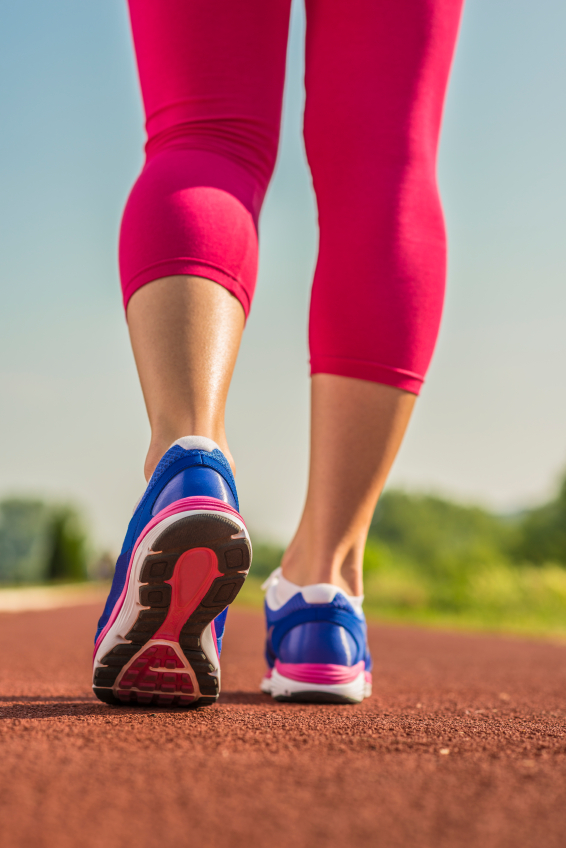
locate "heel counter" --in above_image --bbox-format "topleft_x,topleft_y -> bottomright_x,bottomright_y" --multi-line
152,464 -> 237,516
278,621 -> 361,667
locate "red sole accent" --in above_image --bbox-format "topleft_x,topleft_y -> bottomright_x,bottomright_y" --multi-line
113,548 -> 222,703
116,644 -> 196,706
153,548 -> 222,642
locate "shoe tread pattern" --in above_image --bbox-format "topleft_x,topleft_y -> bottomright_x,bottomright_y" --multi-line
93,513 -> 250,707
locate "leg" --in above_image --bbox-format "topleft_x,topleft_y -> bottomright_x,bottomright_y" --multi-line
127,275 -> 245,480
282,376 -> 415,595
282,0 -> 464,593
93,0 -> 292,707
121,0 -> 292,476
263,375 -> 414,702
263,0 -> 462,704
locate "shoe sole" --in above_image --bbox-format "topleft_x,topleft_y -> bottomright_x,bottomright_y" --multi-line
261,668 -> 371,704
93,506 -> 251,707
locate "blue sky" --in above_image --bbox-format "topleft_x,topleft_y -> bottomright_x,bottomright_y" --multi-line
0,0 -> 565,551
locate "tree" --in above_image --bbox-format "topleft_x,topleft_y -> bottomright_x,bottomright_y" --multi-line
0,498 -> 88,584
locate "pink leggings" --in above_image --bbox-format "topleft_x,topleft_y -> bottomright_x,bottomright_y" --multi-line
121,0 -> 463,394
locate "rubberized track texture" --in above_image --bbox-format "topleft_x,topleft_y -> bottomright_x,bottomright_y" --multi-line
93,511 -> 250,707
2,604 -> 566,848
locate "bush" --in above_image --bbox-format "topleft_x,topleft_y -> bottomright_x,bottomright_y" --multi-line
249,542 -> 284,582
510,477 -> 566,565
362,537 -> 566,633
369,490 -> 517,574
362,482 -> 566,632
45,507 -> 89,582
0,498 -> 88,584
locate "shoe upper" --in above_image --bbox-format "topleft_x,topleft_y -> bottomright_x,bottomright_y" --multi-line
95,437 -> 238,648
263,569 -> 372,671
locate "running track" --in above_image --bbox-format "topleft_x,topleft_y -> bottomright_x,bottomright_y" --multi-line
1,603 -> 565,847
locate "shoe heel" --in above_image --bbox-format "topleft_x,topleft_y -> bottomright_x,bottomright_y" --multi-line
93,507 -> 251,706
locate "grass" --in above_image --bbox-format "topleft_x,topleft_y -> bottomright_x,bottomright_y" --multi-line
361,540 -> 566,637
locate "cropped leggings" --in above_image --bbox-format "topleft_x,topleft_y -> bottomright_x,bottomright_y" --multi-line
121,0 -> 464,394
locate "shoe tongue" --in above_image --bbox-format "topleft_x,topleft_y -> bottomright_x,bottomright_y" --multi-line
171,436 -> 221,453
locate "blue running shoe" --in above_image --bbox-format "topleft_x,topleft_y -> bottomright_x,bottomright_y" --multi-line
260,568 -> 372,704
92,436 -> 251,707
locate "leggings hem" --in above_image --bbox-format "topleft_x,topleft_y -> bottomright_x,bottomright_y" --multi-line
122,259 -> 251,316
310,355 -> 423,395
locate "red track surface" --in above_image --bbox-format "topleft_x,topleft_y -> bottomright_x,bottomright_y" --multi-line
1,603 -> 566,847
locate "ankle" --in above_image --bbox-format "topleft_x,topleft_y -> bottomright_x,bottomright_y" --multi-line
144,430 -> 235,482
280,533 -> 364,596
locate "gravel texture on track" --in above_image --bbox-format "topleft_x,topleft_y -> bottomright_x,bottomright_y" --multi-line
1,603 -> 565,847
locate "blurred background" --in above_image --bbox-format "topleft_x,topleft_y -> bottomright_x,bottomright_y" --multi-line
0,0 -> 565,631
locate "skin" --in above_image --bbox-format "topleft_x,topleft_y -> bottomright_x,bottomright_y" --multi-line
127,275 -> 245,481
127,275 -> 415,595
281,375 -> 415,596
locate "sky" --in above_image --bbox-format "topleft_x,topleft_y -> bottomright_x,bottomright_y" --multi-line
0,0 -> 565,552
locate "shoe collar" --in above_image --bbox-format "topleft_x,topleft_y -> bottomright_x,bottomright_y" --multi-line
262,567 -> 364,616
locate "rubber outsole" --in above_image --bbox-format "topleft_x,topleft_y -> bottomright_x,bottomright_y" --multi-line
272,692 -> 360,705
93,512 -> 250,707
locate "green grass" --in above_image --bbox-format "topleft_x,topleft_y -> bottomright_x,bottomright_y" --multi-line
361,539 -> 566,637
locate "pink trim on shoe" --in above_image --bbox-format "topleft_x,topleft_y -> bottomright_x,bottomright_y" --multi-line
94,496 -> 246,656
274,660 -> 365,685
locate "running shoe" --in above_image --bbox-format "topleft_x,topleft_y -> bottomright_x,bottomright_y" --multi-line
93,436 -> 251,707
260,567 -> 372,704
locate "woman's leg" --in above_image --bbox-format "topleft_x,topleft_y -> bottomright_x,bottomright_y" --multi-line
282,0 -> 464,593
121,0 -> 292,476
282,377 -> 415,595
94,1 -> 294,706
127,276 -> 245,481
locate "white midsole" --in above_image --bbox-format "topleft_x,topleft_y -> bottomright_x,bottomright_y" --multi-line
93,508 -> 249,696
261,667 -> 371,703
